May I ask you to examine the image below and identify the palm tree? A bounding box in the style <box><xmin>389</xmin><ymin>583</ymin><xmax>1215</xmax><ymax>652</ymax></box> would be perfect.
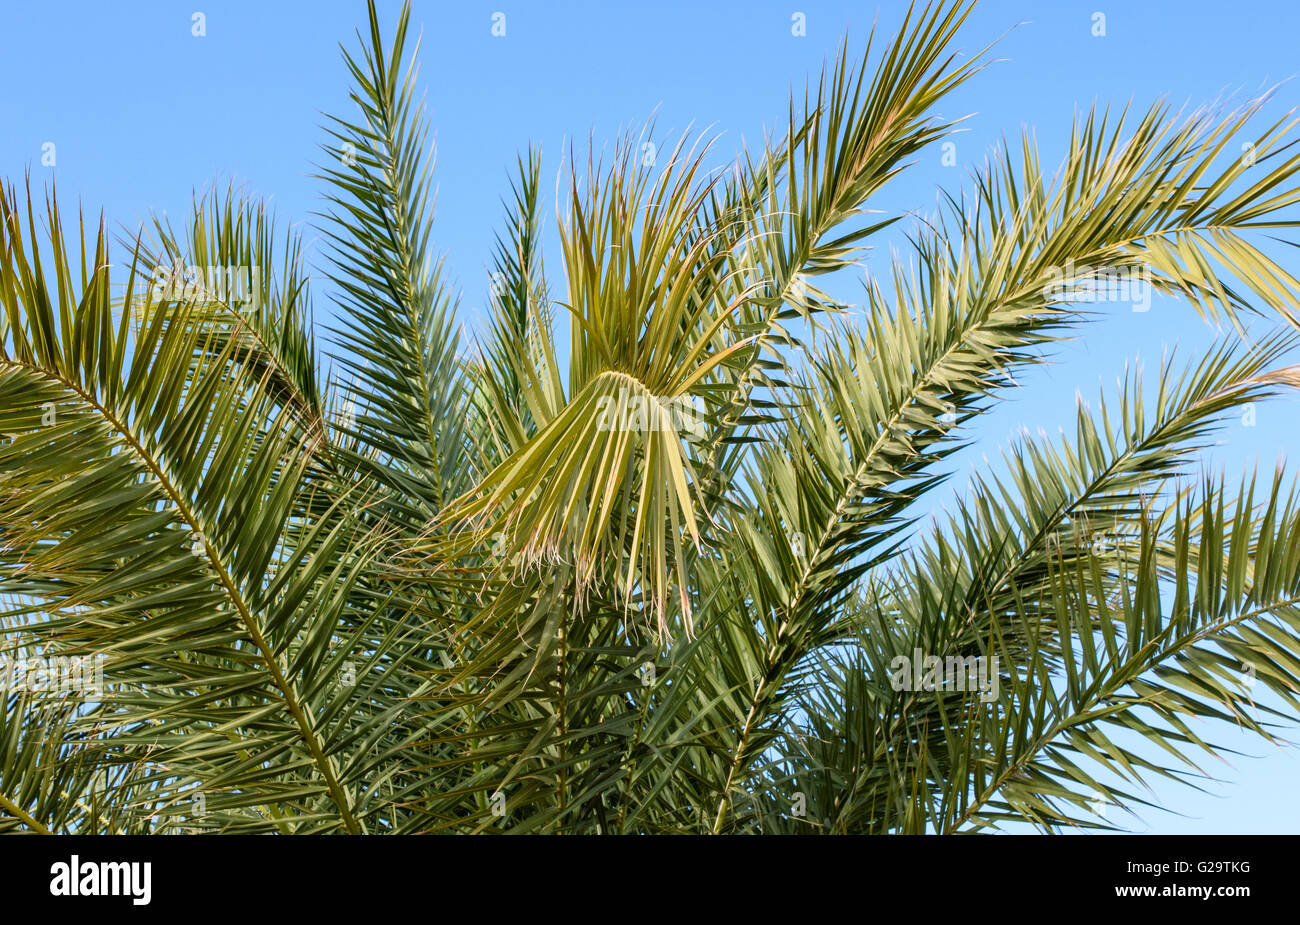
<box><xmin>3</xmin><ymin>0</ymin><xmax>1300</xmax><ymax>835</ymax></box>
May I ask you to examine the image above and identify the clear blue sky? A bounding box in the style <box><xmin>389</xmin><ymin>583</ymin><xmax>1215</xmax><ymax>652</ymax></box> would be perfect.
<box><xmin>5</xmin><ymin>0</ymin><xmax>1300</xmax><ymax>833</ymax></box>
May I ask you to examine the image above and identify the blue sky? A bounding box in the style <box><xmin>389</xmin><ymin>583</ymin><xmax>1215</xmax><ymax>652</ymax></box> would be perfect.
<box><xmin>5</xmin><ymin>0</ymin><xmax>1300</xmax><ymax>833</ymax></box>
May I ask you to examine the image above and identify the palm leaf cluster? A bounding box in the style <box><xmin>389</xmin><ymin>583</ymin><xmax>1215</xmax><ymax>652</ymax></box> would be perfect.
<box><xmin>3</xmin><ymin>0</ymin><xmax>1300</xmax><ymax>834</ymax></box>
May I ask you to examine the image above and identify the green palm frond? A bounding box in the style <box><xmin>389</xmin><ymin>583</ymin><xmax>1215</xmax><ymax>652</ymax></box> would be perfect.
<box><xmin>318</xmin><ymin>0</ymin><xmax>471</xmax><ymax>528</ymax></box>
<box><xmin>5</xmin><ymin>0</ymin><xmax>1300</xmax><ymax>836</ymax></box>
<box><xmin>141</xmin><ymin>186</ymin><xmax>324</xmax><ymax>435</ymax></box>
<box><xmin>777</xmin><ymin>339</ymin><xmax>1300</xmax><ymax>832</ymax></box>
<box><xmin>0</xmin><ymin>184</ymin><xmax>409</xmax><ymax>833</ymax></box>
